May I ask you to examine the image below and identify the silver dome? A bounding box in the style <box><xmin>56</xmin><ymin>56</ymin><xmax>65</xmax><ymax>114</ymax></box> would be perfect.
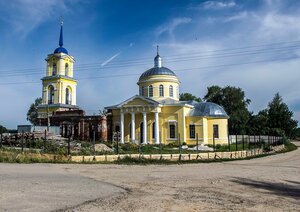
<box><xmin>187</xmin><ymin>101</ymin><xmax>229</xmax><ymax>118</ymax></box>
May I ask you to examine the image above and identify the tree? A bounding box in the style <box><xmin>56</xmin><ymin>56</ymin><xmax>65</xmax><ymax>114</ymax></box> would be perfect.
<box><xmin>27</xmin><ymin>97</ymin><xmax>42</xmax><ymax>125</ymax></box>
<box><xmin>267</xmin><ymin>93</ymin><xmax>298</xmax><ymax>137</ymax></box>
<box><xmin>179</xmin><ymin>93</ymin><xmax>201</xmax><ymax>102</ymax></box>
<box><xmin>247</xmin><ymin>109</ymin><xmax>269</xmax><ymax>135</ymax></box>
<box><xmin>0</xmin><ymin>125</ymin><xmax>7</xmax><ymax>133</ymax></box>
<box><xmin>204</xmin><ymin>85</ymin><xmax>251</xmax><ymax>134</ymax></box>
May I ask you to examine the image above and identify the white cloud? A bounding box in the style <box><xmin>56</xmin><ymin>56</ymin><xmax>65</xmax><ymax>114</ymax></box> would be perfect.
<box><xmin>195</xmin><ymin>1</ymin><xmax>236</xmax><ymax>10</ymax></box>
<box><xmin>156</xmin><ymin>17</ymin><xmax>192</xmax><ymax>39</ymax></box>
<box><xmin>0</xmin><ymin>0</ymin><xmax>72</xmax><ymax>38</ymax></box>
<box><xmin>223</xmin><ymin>11</ymin><xmax>249</xmax><ymax>22</ymax></box>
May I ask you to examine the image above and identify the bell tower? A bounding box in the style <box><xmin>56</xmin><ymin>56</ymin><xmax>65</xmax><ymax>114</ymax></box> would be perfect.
<box><xmin>37</xmin><ymin>21</ymin><xmax>79</xmax><ymax>120</ymax></box>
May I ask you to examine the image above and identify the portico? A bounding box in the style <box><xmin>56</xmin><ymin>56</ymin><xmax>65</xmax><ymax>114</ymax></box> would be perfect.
<box><xmin>107</xmin><ymin>95</ymin><xmax>161</xmax><ymax>144</ymax></box>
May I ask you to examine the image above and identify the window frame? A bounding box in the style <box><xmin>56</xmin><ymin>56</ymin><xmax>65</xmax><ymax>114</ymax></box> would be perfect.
<box><xmin>48</xmin><ymin>85</ymin><xmax>54</xmax><ymax>104</ymax></box>
<box><xmin>189</xmin><ymin>124</ymin><xmax>195</xmax><ymax>139</ymax></box>
<box><xmin>169</xmin><ymin>123</ymin><xmax>176</xmax><ymax>139</ymax></box>
<box><xmin>213</xmin><ymin>124</ymin><xmax>219</xmax><ymax>138</ymax></box>
<box><xmin>148</xmin><ymin>85</ymin><xmax>153</xmax><ymax>97</ymax></box>
<box><xmin>65</xmin><ymin>63</ymin><xmax>69</xmax><ymax>76</ymax></box>
<box><xmin>52</xmin><ymin>63</ymin><xmax>57</xmax><ymax>76</ymax></box>
<box><xmin>159</xmin><ymin>84</ymin><xmax>164</xmax><ymax>97</ymax></box>
<box><xmin>169</xmin><ymin>85</ymin><xmax>173</xmax><ymax>97</ymax></box>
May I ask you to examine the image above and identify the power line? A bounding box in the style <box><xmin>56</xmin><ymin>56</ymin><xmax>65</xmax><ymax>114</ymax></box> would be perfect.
<box><xmin>0</xmin><ymin>55</ymin><xmax>297</xmax><ymax>86</ymax></box>
<box><xmin>1</xmin><ymin>43</ymin><xmax>300</xmax><ymax>78</ymax></box>
<box><xmin>1</xmin><ymin>39</ymin><xmax>300</xmax><ymax>76</ymax></box>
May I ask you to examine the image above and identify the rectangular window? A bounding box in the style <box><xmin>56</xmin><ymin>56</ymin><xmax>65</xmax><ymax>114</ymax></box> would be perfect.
<box><xmin>169</xmin><ymin>123</ymin><xmax>175</xmax><ymax>139</ymax></box>
<box><xmin>213</xmin><ymin>125</ymin><xmax>219</xmax><ymax>138</ymax></box>
<box><xmin>189</xmin><ymin>124</ymin><xmax>195</xmax><ymax>139</ymax></box>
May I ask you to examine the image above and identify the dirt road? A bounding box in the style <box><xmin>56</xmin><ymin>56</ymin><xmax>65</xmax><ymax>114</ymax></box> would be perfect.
<box><xmin>0</xmin><ymin>142</ymin><xmax>299</xmax><ymax>211</ymax></box>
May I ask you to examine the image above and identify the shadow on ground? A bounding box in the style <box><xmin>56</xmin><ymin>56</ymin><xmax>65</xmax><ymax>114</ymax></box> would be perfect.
<box><xmin>231</xmin><ymin>178</ymin><xmax>300</xmax><ymax>200</ymax></box>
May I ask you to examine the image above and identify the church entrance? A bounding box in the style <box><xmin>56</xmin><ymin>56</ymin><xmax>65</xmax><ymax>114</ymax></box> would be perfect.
<box><xmin>140</xmin><ymin>122</ymin><xmax>143</xmax><ymax>144</ymax></box>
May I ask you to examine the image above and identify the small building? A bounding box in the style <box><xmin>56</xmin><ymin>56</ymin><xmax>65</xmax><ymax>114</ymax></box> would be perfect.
<box><xmin>106</xmin><ymin>48</ymin><xmax>229</xmax><ymax>145</ymax></box>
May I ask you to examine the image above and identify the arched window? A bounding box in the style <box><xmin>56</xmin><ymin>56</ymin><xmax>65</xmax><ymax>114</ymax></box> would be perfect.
<box><xmin>65</xmin><ymin>63</ymin><xmax>69</xmax><ymax>76</ymax></box>
<box><xmin>65</xmin><ymin>87</ymin><xmax>72</xmax><ymax>104</ymax></box>
<box><xmin>159</xmin><ymin>84</ymin><xmax>164</xmax><ymax>97</ymax></box>
<box><xmin>48</xmin><ymin>85</ymin><xmax>54</xmax><ymax>104</ymax></box>
<box><xmin>141</xmin><ymin>86</ymin><xmax>144</xmax><ymax>96</ymax></box>
<box><xmin>148</xmin><ymin>85</ymin><xmax>153</xmax><ymax>97</ymax></box>
<box><xmin>169</xmin><ymin>85</ymin><xmax>173</xmax><ymax>97</ymax></box>
<box><xmin>52</xmin><ymin>63</ymin><xmax>57</xmax><ymax>76</ymax></box>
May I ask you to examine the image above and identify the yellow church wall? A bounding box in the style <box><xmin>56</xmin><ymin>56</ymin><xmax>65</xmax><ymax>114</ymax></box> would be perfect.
<box><xmin>160</xmin><ymin>107</ymin><xmax>180</xmax><ymax>144</ymax></box>
<box><xmin>207</xmin><ymin>118</ymin><xmax>228</xmax><ymax>145</ymax></box>
<box><xmin>46</xmin><ymin>54</ymin><xmax>74</xmax><ymax>77</ymax></box>
<box><xmin>138</xmin><ymin>75</ymin><xmax>180</xmax><ymax>100</ymax></box>
<box><xmin>185</xmin><ymin>116</ymin><xmax>205</xmax><ymax>145</ymax></box>
<box><xmin>110</xmin><ymin>104</ymin><xmax>228</xmax><ymax>146</ymax></box>
<box><xmin>42</xmin><ymin>78</ymin><xmax>76</xmax><ymax>105</ymax></box>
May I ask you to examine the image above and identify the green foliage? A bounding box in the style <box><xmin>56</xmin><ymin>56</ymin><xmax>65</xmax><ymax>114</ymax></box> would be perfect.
<box><xmin>0</xmin><ymin>125</ymin><xmax>8</xmax><ymax>133</ymax></box>
<box><xmin>204</xmin><ymin>85</ymin><xmax>251</xmax><ymax>134</ymax></box>
<box><xmin>267</xmin><ymin>93</ymin><xmax>298</xmax><ymax>137</ymax></box>
<box><xmin>247</xmin><ymin>109</ymin><xmax>269</xmax><ymax>135</ymax></box>
<box><xmin>291</xmin><ymin>128</ymin><xmax>300</xmax><ymax>140</ymax></box>
<box><xmin>248</xmin><ymin>93</ymin><xmax>298</xmax><ymax>138</ymax></box>
<box><xmin>26</xmin><ymin>97</ymin><xmax>42</xmax><ymax>125</ymax></box>
<box><xmin>179</xmin><ymin>93</ymin><xmax>202</xmax><ymax>102</ymax></box>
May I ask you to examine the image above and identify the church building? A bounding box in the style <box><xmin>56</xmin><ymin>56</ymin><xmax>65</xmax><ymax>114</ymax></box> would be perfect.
<box><xmin>36</xmin><ymin>22</ymin><xmax>108</xmax><ymax>141</ymax></box>
<box><xmin>106</xmin><ymin>48</ymin><xmax>229</xmax><ymax>145</ymax></box>
<box><xmin>37</xmin><ymin>21</ymin><xmax>78</xmax><ymax>118</ymax></box>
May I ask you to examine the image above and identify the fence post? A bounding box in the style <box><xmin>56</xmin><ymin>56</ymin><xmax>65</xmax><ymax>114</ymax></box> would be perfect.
<box><xmin>178</xmin><ymin>133</ymin><xmax>181</xmax><ymax>160</ymax></box>
<box><xmin>93</xmin><ymin>128</ymin><xmax>96</xmax><ymax>155</ymax></box>
<box><xmin>228</xmin><ymin>134</ymin><xmax>230</xmax><ymax>152</ymax></box>
<box><xmin>242</xmin><ymin>134</ymin><xmax>245</xmax><ymax>151</ymax></box>
<box><xmin>43</xmin><ymin>135</ymin><xmax>46</xmax><ymax>153</ymax></box>
<box><xmin>249</xmin><ymin>135</ymin><xmax>251</xmax><ymax>149</ymax></box>
<box><xmin>159</xmin><ymin>138</ymin><xmax>162</xmax><ymax>159</ymax></box>
<box><xmin>213</xmin><ymin>135</ymin><xmax>215</xmax><ymax>152</ymax></box>
<box><xmin>196</xmin><ymin>133</ymin><xmax>199</xmax><ymax>154</ymax></box>
<box><xmin>235</xmin><ymin>134</ymin><xmax>238</xmax><ymax>151</ymax></box>
<box><xmin>44</xmin><ymin>129</ymin><xmax>47</xmax><ymax>141</ymax></box>
<box><xmin>21</xmin><ymin>131</ymin><xmax>24</xmax><ymax>153</ymax></box>
<box><xmin>68</xmin><ymin>136</ymin><xmax>71</xmax><ymax>155</ymax></box>
<box><xmin>116</xmin><ymin>131</ymin><xmax>119</xmax><ymax>155</ymax></box>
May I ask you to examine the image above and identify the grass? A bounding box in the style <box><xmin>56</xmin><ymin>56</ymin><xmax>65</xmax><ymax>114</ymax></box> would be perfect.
<box><xmin>0</xmin><ymin>140</ymin><xmax>296</xmax><ymax>164</ymax></box>
<box><xmin>113</xmin><ymin>154</ymin><xmax>275</xmax><ymax>165</ymax></box>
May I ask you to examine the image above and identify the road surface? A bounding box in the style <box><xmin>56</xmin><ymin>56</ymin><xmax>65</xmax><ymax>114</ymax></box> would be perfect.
<box><xmin>0</xmin><ymin>142</ymin><xmax>299</xmax><ymax>211</ymax></box>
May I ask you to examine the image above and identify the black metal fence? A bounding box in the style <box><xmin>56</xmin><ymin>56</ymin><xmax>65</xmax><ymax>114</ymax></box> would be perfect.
<box><xmin>0</xmin><ymin>131</ymin><xmax>285</xmax><ymax>156</ymax></box>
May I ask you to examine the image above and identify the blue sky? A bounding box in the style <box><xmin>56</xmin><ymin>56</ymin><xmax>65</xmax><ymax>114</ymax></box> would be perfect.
<box><xmin>0</xmin><ymin>0</ymin><xmax>299</xmax><ymax>128</ymax></box>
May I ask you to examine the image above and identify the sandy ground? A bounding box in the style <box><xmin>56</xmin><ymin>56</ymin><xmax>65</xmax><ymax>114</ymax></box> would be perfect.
<box><xmin>0</xmin><ymin>142</ymin><xmax>299</xmax><ymax>212</ymax></box>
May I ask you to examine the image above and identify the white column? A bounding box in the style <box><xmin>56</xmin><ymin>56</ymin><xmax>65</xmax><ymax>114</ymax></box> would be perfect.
<box><xmin>120</xmin><ymin>112</ymin><xmax>124</xmax><ymax>144</ymax></box>
<box><xmin>143</xmin><ymin>112</ymin><xmax>147</xmax><ymax>144</ymax></box>
<box><xmin>154</xmin><ymin>112</ymin><xmax>159</xmax><ymax>144</ymax></box>
<box><xmin>131</xmin><ymin>112</ymin><xmax>135</xmax><ymax>143</ymax></box>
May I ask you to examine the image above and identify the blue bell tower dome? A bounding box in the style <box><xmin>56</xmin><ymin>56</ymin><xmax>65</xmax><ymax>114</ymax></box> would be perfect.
<box><xmin>54</xmin><ymin>21</ymin><xmax>68</xmax><ymax>54</ymax></box>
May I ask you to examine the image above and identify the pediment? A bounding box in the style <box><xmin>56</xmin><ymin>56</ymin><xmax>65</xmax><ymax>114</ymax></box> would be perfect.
<box><xmin>118</xmin><ymin>95</ymin><xmax>160</xmax><ymax>107</ymax></box>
